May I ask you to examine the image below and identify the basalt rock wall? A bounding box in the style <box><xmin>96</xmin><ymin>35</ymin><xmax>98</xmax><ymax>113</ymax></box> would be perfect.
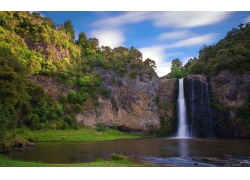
<box><xmin>184</xmin><ymin>71</ymin><xmax>250</xmax><ymax>138</ymax></box>
<box><xmin>77</xmin><ymin>67</ymin><xmax>162</xmax><ymax>132</ymax></box>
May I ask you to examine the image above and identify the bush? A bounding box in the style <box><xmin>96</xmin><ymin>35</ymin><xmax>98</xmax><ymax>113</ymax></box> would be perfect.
<box><xmin>111</xmin><ymin>153</ymin><xmax>127</xmax><ymax>160</ymax></box>
<box><xmin>63</xmin><ymin>115</ymin><xmax>75</xmax><ymax>126</ymax></box>
<box><xmin>129</xmin><ymin>70</ymin><xmax>137</xmax><ymax>79</ymax></box>
<box><xmin>96</xmin><ymin>122</ymin><xmax>107</xmax><ymax>131</ymax></box>
<box><xmin>236</xmin><ymin>104</ymin><xmax>250</xmax><ymax>124</ymax></box>
<box><xmin>67</xmin><ymin>90</ymin><xmax>78</xmax><ymax>103</ymax></box>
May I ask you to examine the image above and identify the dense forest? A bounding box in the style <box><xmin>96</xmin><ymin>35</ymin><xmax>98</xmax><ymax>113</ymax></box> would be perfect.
<box><xmin>0</xmin><ymin>11</ymin><xmax>250</xmax><ymax>142</ymax></box>
<box><xmin>0</xmin><ymin>11</ymin><xmax>157</xmax><ymax>140</ymax></box>
<box><xmin>167</xmin><ymin>22</ymin><xmax>250</xmax><ymax>78</ymax></box>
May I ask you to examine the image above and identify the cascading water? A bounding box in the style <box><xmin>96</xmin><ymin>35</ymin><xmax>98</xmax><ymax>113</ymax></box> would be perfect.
<box><xmin>177</xmin><ymin>78</ymin><xmax>189</xmax><ymax>138</ymax></box>
<box><xmin>185</xmin><ymin>77</ymin><xmax>214</xmax><ymax>138</ymax></box>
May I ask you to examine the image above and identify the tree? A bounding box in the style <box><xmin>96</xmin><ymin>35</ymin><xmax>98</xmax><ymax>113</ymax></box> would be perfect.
<box><xmin>128</xmin><ymin>46</ymin><xmax>142</xmax><ymax>61</ymax></box>
<box><xmin>63</xmin><ymin>20</ymin><xmax>75</xmax><ymax>42</ymax></box>
<box><xmin>167</xmin><ymin>58</ymin><xmax>183</xmax><ymax>78</ymax></box>
<box><xmin>144</xmin><ymin>58</ymin><xmax>157</xmax><ymax>69</ymax></box>
<box><xmin>76</xmin><ymin>32</ymin><xmax>89</xmax><ymax>49</ymax></box>
<box><xmin>171</xmin><ymin>58</ymin><xmax>182</xmax><ymax>69</ymax></box>
<box><xmin>88</xmin><ymin>37</ymin><xmax>99</xmax><ymax>50</ymax></box>
<box><xmin>168</xmin><ymin>65</ymin><xmax>183</xmax><ymax>79</ymax></box>
<box><xmin>238</xmin><ymin>23</ymin><xmax>244</xmax><ymax>29</ymax></box>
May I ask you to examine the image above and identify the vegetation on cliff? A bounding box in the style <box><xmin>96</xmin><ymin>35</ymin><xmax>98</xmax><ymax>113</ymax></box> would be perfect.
<box><xmin>166</xmin><ymin>22</ymin><xmax>250</xmax><ymax>136</ymax></box>
<box><xmin>167</xmin><ymin>22</ymin><xmax>250</xmax><ymax>78</ymax></box>
<box><xmin>0</xmin><ymin>11</ymin><xmax>159</xmax><ymax>144</ymax></box>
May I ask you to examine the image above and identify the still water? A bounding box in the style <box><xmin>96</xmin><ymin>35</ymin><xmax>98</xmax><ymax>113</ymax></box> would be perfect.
<box><xmin>5</xmin><ymin>138</ymin><xmax>250</xmax><ymax>165</ymax></box>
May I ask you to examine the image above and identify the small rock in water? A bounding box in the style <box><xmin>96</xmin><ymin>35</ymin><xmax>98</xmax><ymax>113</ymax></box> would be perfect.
<box><xmin>223</xmin><ymin>155</ymin><xmax>232</xmax><ymax>157</ymax></box>
<box><xmin>194</xmin><ymin>163</ymin><xmax>198</xmax><ymax>166</ymax></box>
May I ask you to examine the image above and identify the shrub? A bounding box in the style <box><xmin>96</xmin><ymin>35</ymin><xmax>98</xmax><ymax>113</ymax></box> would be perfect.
<box><xmin>63</xmin><ymin>115</ymin><xmax>75</xmax><ymax>126</ymax></box>
<box><xmin>67</xmin><ymin>90</ymin><xmax>78</xmax><ymax>103</ymax></box>
<box><xmin>111</xmin><ymin>153</ymin><xmax>127</xmax><ymax>160</ymax></box>
<box><xmin>96</xmin><ymin>122</ymin><xmax>107</xmax><ymax>131</ymax></box>
<box><xmin>58</xmin><ymin>94</ymin><xmax>67</xmax><ymax>105</ymax></box>
<box><xmin>129</xmin><ymin>70</ymin><xmax>137</xmax><ymax>79</ymax></box>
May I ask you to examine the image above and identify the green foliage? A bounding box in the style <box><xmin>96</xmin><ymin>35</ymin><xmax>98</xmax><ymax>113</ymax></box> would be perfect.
<box><xmin>210</xmin><ymin>96</ymin><xmax>226</xmax><ymax>111</ymax></box>
<box><xmin>78</xmin><ymin>76</ymin><xmax>90</xmax><ymax>87</ymax></box>
<box><xmin>111</xmin><ymin>153</ymin><xmax>127</xmax><ymax>160</ymax></box>
<box><xmin>236</xmin><ymin>93</ymin><xmax>250</xmax><ymax>124</ymax></box>
<box><xmin>58</xmin><ymin>94</ymin><xmax>67</xmax><ymax>105</ymax></box>
<box><xmin>168</xmin><ymin>65</ymin><xmax>183</xmax><ymax>78</ymax></box>
<box><xmin>129</xmin><ymin>70</ymin><xmax>137</xmax><ymax>79</ymax></box>
<box><xmin>63</xmin><ymin>20</ymin><xmax>75</xmax><ymax>42</ymax></box>
<box><xmin>236</xmin><ymin>105</ymin><xmax>250</xmax><ymax>124</ymax></box>
<box><xmin>63</xmin><ymin>115</ymin><xmax>75</xmax><ymax>126</ymax></box>
<box><xmin>0</xmin><ymin>11</ymin><xmax>158</xmax><ymax>134</ymax></box>
<box><xmin>67</xmin><ymin>90</ymin><xmax>78</xmax><ymax>103</ymax></box>
<box><xmin>165</xmin><ymin>24</ymin><xmax>250</xmax><ymax>78</ymax></box>
<box><xmin>155</xmin><ymin>95</ymin><xmax>160</xmax><ymax>105</ymax></box>
<box><xmin>96</xmin><ymin>122</ymin><xmax>107</xmax><ymax>132</ymax></box>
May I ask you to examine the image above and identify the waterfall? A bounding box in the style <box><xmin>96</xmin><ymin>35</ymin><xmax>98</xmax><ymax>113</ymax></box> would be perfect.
<box><xmin>185</xmin><ymin>77</ymin><xmax>214</xmax><ymax>138</ymax></box>
<box><xmin>177</xmin><ymin>78</ymin><xmax>189</xmax><ymax>138</ymax></box>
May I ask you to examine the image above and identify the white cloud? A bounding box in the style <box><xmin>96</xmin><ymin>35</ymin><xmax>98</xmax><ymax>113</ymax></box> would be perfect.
<box><xmin>244</xmin><ymin>16</ymin><xmax>250</xmax><ymax>23</ymax></box>
<box><xmin>89</xmin><ymin>29</ymin><xmax>125</xmax><ymax>48</ymax></box>
<box><xmin>166</xmin><ymin>33</ymin><xmax>217</xmax><ymax>48</ymax></box>
<box><xmin>92</xmin><ymin>11</ymin><xmax>232</xmax><ymax>29</ymax></box>
<box><xmin>139</xmin><ymin>46</ymin><xmax>171</xmax><ymax>77</ymax></box>
<box><xmin>182</xmin><ymin>56</ymin><xmax>196</xmax><ymax>66</ymax></box>
<box><xmin>151</xmin><ymin>11</ymin><xmax>232</xmax><ymax>28</ymax></box>
<box><xmin>158</xmin><ymin>30</ymin><xmax>193</xmax><ymax>41</ymax></box>
<box><xmin>92</xmin><ymin>12</ymin><xmax>149</xmax><ymax>28</ymax></box>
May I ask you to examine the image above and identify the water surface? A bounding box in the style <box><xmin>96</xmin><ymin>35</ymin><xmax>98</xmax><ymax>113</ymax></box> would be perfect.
<box><xmin>5</xmin><ymin>138</ymin><xmax>250</xmax><ymax>165</ymax></box>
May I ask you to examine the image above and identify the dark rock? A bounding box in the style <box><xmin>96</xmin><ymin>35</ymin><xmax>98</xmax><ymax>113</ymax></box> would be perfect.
<box><xmin>225</xmin><ymin>88</ymin><xmax>238</xmax><ymax>101</ymax></box>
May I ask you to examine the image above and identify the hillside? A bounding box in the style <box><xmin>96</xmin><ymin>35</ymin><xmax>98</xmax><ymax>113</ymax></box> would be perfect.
<box><xmin>0</xmin><ymin>11</ymin><xmax>159</xmax><ymax>141</ymax></box>
<box><xmin>1</xmin><ymin>11</ymin><xmax>250</xmax><ymax>144</ymax></box>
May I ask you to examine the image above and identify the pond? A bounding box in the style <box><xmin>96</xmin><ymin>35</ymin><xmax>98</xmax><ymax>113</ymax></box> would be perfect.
<box><xmin>5</xmin><ymin>138</ymin><xmax>250</xmax><ymax>166</ymax></box>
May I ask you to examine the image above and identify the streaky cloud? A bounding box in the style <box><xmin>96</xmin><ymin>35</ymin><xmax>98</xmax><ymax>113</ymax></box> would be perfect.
<box><xmin>158</xmin><ymin>30</ymin><xmax>194</xmax><ymax>41</ymax></box>
<box><xmin>165</xmin><ymin>33</ymin><xmax>217</xmax><ymax>48</ymax></box>
<box><xmin>92</xmin><ymin>12</ymin><xmax>149</xmax><ymax>28</ymax></box>
<box><xmin>92</xmin><ymin>11</ymin><xmax>232</xmax><ymax>29</ymax></box>
<box><xmin>152</xmin><ymin>11</ymin><xmax>232</xmax><ymax>28</ymax></box>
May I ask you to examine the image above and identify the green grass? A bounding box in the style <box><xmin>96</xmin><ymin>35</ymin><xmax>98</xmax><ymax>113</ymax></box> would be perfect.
<box><xmin>15</xmin><ymin>127</ymin><xmax>148</xmax><ymax>142</ymax></box>
<box><xmin>0</xmin><ymin>154</ymin><xmax>155</xmax><ymax>167</ymax></box>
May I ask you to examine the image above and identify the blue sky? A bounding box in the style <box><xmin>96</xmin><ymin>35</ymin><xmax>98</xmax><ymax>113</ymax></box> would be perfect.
<box><xmin>38</xmin><ymin>11</ymin><xmax>250</xmax><ymax>77</ymax></box>
<box><xmin>2</xmin><ymin>1</ymin><xmax>250</xmax><ymax>77</ymax></box>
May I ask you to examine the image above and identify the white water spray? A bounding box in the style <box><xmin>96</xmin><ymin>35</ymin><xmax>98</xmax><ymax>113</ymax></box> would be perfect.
<box><xmin>177</xmin><ymin>78</ymin><xmax>189</xmax><ymax>138</ymax></box>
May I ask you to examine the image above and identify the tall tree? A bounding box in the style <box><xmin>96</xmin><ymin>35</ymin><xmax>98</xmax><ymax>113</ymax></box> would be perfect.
<box><xmin>144</xmin><ymin>58</ymin><xmax>157</xmax><ymax>69</ymax></box>
<box><xmin>76</xmin><ymin>32</ymin><xmax>89</xmax><ymax>49</ymax></box>
<box><xmin>63</xmin><ymin>20</ymin><xmax>75</xmax><ymax>42</ymax></box>
<box><xmin>171</xmin><ymin>58</ymin><xmax>182</xmax><ymax>69</ymax></box>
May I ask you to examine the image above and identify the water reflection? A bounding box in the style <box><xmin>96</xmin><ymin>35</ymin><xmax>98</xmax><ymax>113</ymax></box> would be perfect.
<box><xmin>179</xmin><ymin>139</ymin><xmax>188</xmax><ymax>157</ymax></box>
<box><xmin>5</xmin><ymin>138</ymin><xmax>250</xmax><ymax>164</ymax></box>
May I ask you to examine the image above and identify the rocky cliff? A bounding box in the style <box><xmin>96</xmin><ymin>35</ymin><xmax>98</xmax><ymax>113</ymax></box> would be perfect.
<box><xmin>157</xmin><ymin>78</ymin><xmax>178</xmax><ymax>134</ymax></box>
<box><xmin>76</xmin><ymin>67</ymin><xmax>161</xmax><ymax>132</ymax></box>
<box><xmin>184</xmin><ymin>71</ymin><xmax>250</xmax><ymax>138</ymax></box>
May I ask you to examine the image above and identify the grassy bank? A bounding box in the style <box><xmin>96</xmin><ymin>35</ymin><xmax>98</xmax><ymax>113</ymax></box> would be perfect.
<box><xmin>0</xmin><ymin>154</ymin><xmax>154</xmax><ymax>167</ymax></box>
<box><xmin>14</xmin><ymin>127</ymin><xmax>148</xmax><ymax>142</ymax></box>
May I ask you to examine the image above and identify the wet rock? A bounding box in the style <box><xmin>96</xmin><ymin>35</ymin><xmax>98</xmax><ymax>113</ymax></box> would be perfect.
<box><xmin>225</xmin><ymin>88</ymin><xmax>238</xmax><ymax>101</ymax></box>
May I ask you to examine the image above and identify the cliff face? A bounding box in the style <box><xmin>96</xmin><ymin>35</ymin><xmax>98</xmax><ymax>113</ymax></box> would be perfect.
<box><xmin>209</xmin><ymin>70</ymin><xmax>250</xmax><ymax>137</ymax></box>
<box><xmin>184</xmin><ymin>71</ymin><xmax>250</xmax><ymax>138</ymax></box>
<box><xmin>184</xmin><ymin>76</ymin><xmax>214</xmax><ymax>138</ymax></box>
<box><xmin>76</xmin><ymin>67</ymin><xmax>162</xmax><ymax>132</ymax></box>
<box><xmin>158</xmin><ymin>78</ymin><xmax>178</xmax><ymax>134</ymax></box>
<box><xmin>210</xmin><ymin>70</ymin><xmax>250</xmax><ymax>111</ymax></box>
